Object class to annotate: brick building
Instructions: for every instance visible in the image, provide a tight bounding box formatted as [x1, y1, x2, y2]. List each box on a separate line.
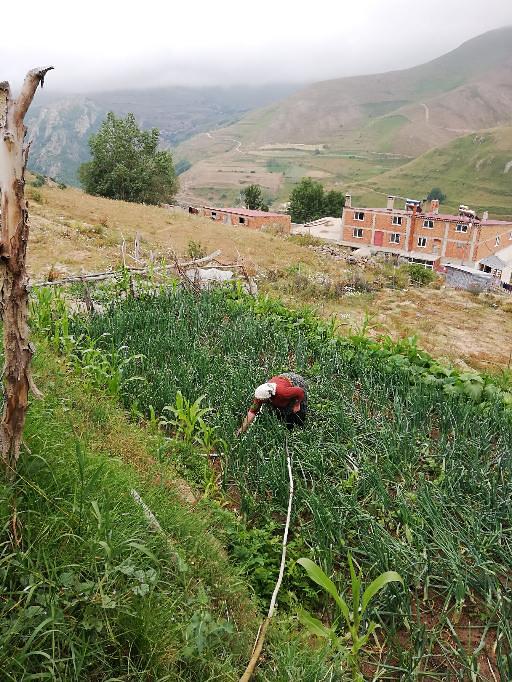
[199, 206, 291, 233]
[340, 194, 512, 279]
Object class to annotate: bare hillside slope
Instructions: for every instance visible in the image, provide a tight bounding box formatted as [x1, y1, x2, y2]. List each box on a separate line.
[176, 27, 512, 207]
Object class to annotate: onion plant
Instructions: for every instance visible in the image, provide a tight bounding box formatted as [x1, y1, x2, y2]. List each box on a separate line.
[34, 284, 512, 677]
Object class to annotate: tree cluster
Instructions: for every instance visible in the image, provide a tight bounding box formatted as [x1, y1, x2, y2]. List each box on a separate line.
[240, 184, 269, 211]
[427, 187, 446, 203]
[79, 112, 178, 205]
[288, 178, 345, 223]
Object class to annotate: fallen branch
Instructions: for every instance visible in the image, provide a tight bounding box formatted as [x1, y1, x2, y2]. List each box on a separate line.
[131, 489, 163, 533]
[180, 249, 222, 267]
[30, 249, 224, 287]
[239, 438, 294, 682]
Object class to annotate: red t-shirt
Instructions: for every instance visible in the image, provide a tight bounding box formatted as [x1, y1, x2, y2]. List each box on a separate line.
[249, 375, 305, 415]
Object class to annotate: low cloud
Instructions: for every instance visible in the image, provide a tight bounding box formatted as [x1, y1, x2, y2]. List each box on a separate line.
[3, 0, 512, 92]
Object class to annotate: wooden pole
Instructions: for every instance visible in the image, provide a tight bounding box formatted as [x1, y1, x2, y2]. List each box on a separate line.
[0, 67, 53, 479]
[239, 439, 294, 681]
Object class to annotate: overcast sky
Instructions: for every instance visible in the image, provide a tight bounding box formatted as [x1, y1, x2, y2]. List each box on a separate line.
[3, 0, 512, 92]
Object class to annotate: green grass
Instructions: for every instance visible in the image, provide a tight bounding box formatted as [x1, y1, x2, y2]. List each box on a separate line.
[70, 286, 512, 679]
[363, 115, 409, 153]
[360, 126, 512, 218]
[1, 348, 261, 680]
[2, 331, 344, 679]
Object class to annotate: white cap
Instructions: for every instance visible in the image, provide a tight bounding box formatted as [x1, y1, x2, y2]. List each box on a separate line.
[254, 382, 277, 400]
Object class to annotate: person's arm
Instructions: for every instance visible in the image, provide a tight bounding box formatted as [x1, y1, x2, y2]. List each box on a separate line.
[237, 409, 257, 435]
[236, 400, 262, 435]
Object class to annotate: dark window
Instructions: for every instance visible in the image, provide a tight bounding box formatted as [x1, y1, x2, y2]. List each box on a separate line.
[392, 215, 403, 226]
[239, 216, 246, 224]
[353, 228, 363, 238]
[423, 219, 434, 228]
[354, 211, 365, 221]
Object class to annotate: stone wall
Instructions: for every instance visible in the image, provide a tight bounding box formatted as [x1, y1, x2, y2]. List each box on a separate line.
[445, 266, 493, 292]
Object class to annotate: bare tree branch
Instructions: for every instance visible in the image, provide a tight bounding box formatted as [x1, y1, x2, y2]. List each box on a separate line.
[14, 66, 54, 125]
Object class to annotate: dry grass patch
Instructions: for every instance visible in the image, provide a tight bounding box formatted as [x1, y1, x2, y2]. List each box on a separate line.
[26, 183, 512, 372]
[28, 184, 327, 277]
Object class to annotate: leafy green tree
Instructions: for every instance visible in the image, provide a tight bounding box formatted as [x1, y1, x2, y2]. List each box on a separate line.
[403, 264, 436, 286]
[289, 178, 345, 223]
[427, 187, 446, 203]
[241, 184, 269, 211]
[289, 178, 325, 223]
[79, 112, 178, 205]
[323, 189, 345, 217]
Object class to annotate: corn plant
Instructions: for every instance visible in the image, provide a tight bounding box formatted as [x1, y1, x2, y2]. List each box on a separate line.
[30, 286, 55, 332]
[298, 555, 403, 679]
[194, 420, 227, 453]
[71, 335, 145, 398]
[160, 391, 211, 444]
[30, 286, 78, 355]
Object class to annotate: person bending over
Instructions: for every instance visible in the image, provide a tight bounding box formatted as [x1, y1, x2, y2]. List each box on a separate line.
[237, 372, 308, 434]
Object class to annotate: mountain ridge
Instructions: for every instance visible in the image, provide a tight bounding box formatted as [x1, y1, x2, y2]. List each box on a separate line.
[175, 27, 512, 209]
[26, 83, 302, 184]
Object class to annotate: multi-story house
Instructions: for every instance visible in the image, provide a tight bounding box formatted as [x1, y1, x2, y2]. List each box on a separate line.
[340, 194, 512, 280]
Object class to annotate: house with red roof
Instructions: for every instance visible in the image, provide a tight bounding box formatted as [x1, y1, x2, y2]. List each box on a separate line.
[199, 206, 291, 233]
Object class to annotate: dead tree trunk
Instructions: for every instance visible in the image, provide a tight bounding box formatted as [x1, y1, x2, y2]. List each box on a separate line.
[0, 67, 53, 479]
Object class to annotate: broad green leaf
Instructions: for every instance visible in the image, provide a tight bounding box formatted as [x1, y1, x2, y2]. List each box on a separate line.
[464, 381, 483, 401]
[91, 500, 102, 525]
[361, 571, 403, 615]
[459, 372, 484, 384]
[298, 558, 350, 623]
[126, 541, 157, 562]
[97, 540, 112, 560]
[298, 608, 336, 640]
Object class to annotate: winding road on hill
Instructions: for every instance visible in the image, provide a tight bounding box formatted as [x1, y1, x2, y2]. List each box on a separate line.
[203, 129, 242, 153]
[177, 129, 244, 205]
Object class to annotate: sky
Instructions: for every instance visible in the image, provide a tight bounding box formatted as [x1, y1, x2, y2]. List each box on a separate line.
[3, 0, 512, 92]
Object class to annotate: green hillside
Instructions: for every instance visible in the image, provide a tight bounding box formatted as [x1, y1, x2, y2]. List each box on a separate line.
[354, 126, 512, 218]
[176, 27, 512, 208]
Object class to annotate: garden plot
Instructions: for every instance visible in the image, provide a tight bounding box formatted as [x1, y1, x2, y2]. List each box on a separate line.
[72, 288, 512, 679]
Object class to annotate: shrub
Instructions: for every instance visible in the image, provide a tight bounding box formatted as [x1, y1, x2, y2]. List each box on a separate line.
[427, 187, 446, 203]
[26, 187, 43, 203]
[403, 263, 436, 286]
[288, 234, 325, 248]
[187, 240, 207, 260]
[31, 173, 45, 187]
